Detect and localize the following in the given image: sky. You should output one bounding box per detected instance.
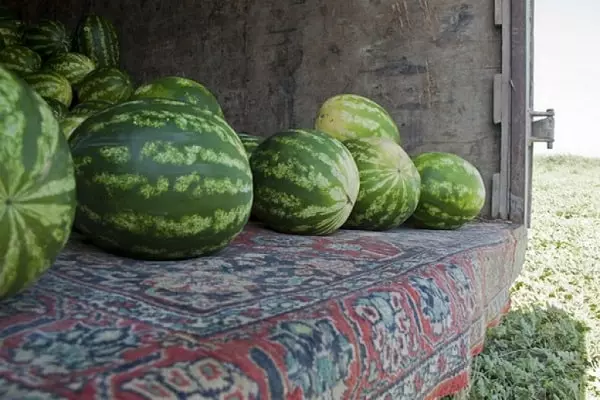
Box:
[534,0,600,158]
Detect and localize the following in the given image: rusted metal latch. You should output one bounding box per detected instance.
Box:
[529,109,555,149]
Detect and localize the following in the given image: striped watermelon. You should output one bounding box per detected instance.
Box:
[73,15,119,68]
[237,132,263,157]
[250,129,359,235]
[24,71,73,107]
[0,19,23,49]
[43,97,68,119]
[131,76,224,117]
[43,52,96,86]
[0,65,77,299]
[342,137,421,230]
[77,67,132,104]
[0,45,41,75]
[410,152,486,230]
[23,19,70,59]
[60,100,112,138]
[68,98,253,260]
[315,94,401,144]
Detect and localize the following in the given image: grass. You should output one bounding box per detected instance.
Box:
[449,154,600,399]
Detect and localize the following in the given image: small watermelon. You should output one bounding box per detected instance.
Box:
[24,70,73,107]
[315,93,401,144]
[68,98,253,260]
[43,97,68,119]
[23,19,70,59]
[410,152,486,230]
[43,52,96,86]
[343,137,421,231]
[0,65,77,300]
[77,67,132,104]
[60,100,112,138]
[250,129,360,235]
[0,19,23,49]
[0,45,41,75]
[237,132,263,157]
[131,76,224,117]
[73,15,119,68]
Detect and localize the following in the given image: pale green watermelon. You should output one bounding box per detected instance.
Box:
[315,93,401,144]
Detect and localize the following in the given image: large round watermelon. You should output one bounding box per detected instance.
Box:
[131,76,224,117]
[43,52,96,86]
[24,70,73,107]
[0,65,77,300]
[410,152,486,230]
[23,19,70,59]
[250,129,359,235]
[60,100,112,138]
[68,98,253,260]
[0,45,41,75]
[73,15,119,68]
[77,67,132,104]
[343,137,421,230]
[315,93,401,144]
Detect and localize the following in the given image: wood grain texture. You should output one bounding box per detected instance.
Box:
[8,0,503,218]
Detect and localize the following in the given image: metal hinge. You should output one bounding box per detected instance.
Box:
[529,109,555,149]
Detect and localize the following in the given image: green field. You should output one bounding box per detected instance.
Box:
[447,154,600,399]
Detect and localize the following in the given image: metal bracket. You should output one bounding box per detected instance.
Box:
[529,108,555,149]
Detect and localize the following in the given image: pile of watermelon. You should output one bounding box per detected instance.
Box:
[0,8,487,300]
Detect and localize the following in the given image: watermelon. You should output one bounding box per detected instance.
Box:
[315,93,401,144]
[24,71,73,107]
[410,152,486,230]
[43,52,95,86]
[43,97,68,119]
[0,45,41,75]
[73,15,119,68]
[250,129,360,235]
[342,137,421,231]
[77,67,132,104]
[131,76,224,117]
[23,19,70,59]
[237,132,263,157]
[60,100,112,138]
[0,65,77,300]
[68,98,253,260]
[0,19,23,49]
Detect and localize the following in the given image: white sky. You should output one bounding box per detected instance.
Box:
[534,0,600,158]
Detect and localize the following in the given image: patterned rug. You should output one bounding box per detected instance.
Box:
[0,222,525,400]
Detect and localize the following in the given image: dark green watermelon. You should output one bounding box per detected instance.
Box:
[68,98,253,260]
